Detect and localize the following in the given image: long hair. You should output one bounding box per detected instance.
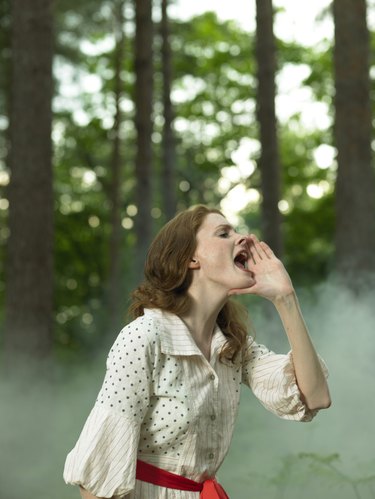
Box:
[129,205,250,363]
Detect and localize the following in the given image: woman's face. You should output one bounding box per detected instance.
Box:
[191,213,255,293]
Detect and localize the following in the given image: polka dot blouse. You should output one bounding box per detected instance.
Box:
[64,308,327,498]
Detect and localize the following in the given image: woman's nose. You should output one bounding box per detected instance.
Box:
[236,234,250,246]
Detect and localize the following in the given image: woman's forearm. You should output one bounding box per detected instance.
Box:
[80,486,106,499]
[273,291,331,410]
[79,486,129,499]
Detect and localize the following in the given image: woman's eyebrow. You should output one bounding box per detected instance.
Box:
[215,223,236,232]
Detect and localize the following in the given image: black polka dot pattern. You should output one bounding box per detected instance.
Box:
[64,308,322,496]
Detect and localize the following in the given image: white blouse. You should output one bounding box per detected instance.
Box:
[64,308,327,498]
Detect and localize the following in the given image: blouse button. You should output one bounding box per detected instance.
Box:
[210,374,215,380]
[210,414,216,421]
[208,452,214,459]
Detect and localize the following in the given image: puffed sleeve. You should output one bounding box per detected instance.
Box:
[242,337,328,422]
[63,316,155,498]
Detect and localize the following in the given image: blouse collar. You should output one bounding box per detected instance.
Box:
[143,308,227,361]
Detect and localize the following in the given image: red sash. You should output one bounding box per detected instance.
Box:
[136,459,229,498]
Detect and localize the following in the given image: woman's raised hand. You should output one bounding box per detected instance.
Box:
[229,234,294,301]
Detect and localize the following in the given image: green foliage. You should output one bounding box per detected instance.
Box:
[2,6,375,494]
[277,39,334,102]
[279,124,335,284]
[164,13,258,213]
[284,194,335,285]
[248,452,375,499]
[0,4,351,350]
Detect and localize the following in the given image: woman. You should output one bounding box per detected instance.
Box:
[64,205,330,499]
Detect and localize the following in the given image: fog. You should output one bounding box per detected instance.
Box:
[1,279,374,499]
[221,279,375,498]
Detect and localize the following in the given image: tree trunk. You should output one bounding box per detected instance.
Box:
[0,0,12,174]
[160,0,177,221]
[255,0,283,258]
[134,0,154,280]
[107,0,126,332]
[4,0,54,369]
[333,0,375,279]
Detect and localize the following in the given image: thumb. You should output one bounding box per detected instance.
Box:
[228,285,258,297]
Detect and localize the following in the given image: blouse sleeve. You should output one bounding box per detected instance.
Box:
[241,337,328,422]
[63,317,155,498]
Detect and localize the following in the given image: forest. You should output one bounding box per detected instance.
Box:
[1,0,375,498]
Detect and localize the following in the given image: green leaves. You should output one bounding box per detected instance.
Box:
[0,2,362,348]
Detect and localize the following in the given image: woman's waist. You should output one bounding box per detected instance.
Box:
[136,453,217,483]
[136,459,229,498]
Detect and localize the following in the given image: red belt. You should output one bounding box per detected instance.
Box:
[136,459,229,498]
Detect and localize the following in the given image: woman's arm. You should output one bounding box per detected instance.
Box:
[272,291,331,410]
[79,486,130,499]
[229,234,331,411]
[79,486,105,499]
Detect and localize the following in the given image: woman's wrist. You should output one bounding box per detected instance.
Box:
[270,288,296,306]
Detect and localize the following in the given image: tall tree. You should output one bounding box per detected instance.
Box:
[0,0,11,128]
[133,0,154,279]
[107,0,126,332]
[255,0,283,257]
[160,0,177,221]
[333,0,375,278]
[4,0,54,368]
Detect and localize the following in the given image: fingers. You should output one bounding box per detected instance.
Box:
[248,244,257,266]
[250,238,263,261]
[249,234,274,259]
[260,241,274,258]
[243,235,261,264]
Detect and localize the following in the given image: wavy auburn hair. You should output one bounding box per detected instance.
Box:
[129,205,250,363]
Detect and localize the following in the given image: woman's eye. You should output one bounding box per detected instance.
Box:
[219,232,229,238]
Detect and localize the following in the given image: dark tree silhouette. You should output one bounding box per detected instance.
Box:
[133,0,154,279]
[160,0,177,221]
[333,0,375,279]
[4,0,54,369]
[107,0,126,332]
[255,0,283,257]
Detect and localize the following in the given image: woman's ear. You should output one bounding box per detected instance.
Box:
[188,258,200,269]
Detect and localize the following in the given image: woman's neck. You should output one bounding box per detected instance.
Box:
[180,286,227,350]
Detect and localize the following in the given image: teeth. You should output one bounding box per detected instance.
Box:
[234,251,249,270]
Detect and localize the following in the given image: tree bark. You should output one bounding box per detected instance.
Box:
[107,0,126,332]
[255,0,283,258]
[333,0,375,278]
[160,0,177,221]
[134,0,154,279]
[4,0,54,368]
[0,0,12,175]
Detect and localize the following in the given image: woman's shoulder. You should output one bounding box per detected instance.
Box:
[113,309,164,350]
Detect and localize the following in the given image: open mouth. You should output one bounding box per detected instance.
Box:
[234,251,249,270]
